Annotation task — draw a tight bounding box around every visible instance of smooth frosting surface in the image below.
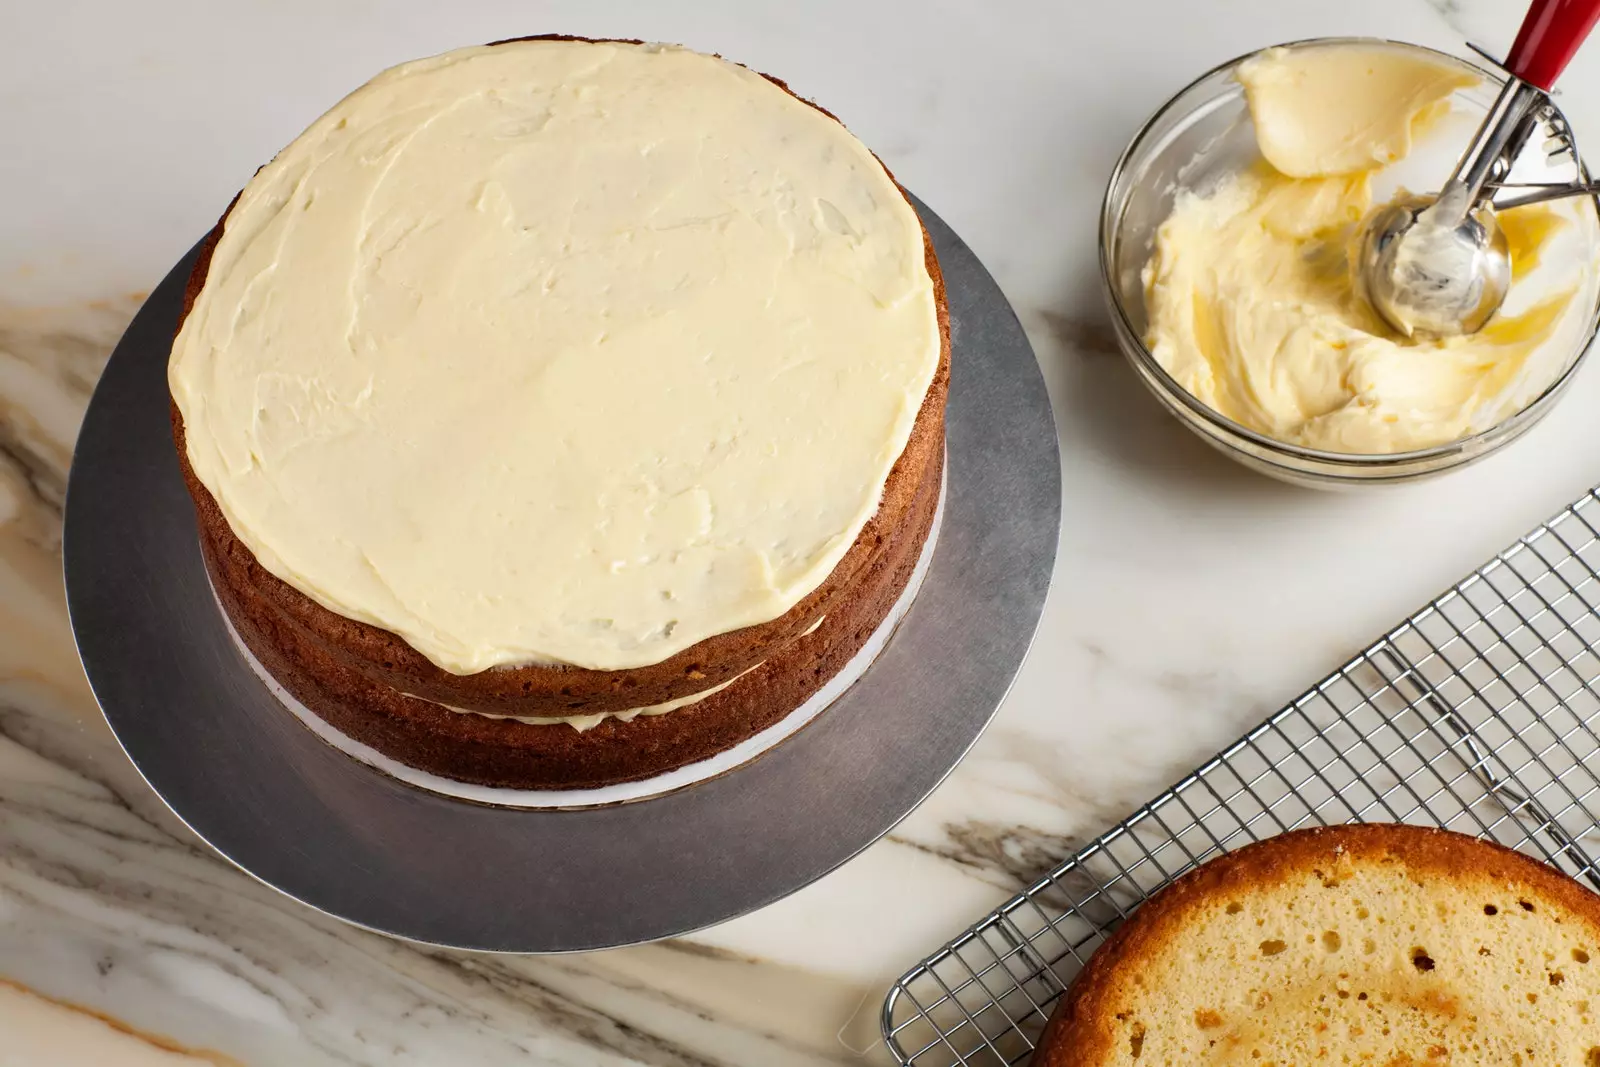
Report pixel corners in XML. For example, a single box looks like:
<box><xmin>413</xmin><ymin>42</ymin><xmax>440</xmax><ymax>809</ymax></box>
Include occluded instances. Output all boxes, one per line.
<box><xmin>1237</xmin><ymin>44</ymin><xmax>1476</xmax><ymax>177</ymax></box>
<box><xmin>1145</xmin><ymin>45</ymin><xmax>1576</xmax><ymax>453</ymax></box>
<box><xmin>170</xmin><ymin>40</ymin><xmax>940</xmax><ymax>673</ymax></box>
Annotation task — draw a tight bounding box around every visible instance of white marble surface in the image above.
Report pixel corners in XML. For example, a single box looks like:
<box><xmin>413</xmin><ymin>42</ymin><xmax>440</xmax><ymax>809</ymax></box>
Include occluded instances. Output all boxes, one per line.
<box><xmin>5</xmin><ymin>0</ymin><xmax>1600</xmax><ymax>1062</ymax></box>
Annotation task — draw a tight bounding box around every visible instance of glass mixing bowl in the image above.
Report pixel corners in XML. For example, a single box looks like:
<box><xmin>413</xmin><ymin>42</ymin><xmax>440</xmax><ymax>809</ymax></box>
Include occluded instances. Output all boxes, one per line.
<box><xmin>1099</xmin><ymin>37</ymin><xmax>1600</xmax><ymax>488</ymax></box>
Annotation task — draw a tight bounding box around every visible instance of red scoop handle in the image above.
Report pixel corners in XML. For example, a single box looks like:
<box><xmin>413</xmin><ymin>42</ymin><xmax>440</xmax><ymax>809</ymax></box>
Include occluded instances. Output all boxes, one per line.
<box><xmin>1506</xmin><ymin>0</ymin><xmax>1600</xmax><ymax>90</ymax></box>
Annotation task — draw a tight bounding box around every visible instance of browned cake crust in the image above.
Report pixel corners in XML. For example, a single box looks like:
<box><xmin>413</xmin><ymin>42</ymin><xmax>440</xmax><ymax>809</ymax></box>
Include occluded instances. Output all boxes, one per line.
<box><xmin>207</xmin><ymin>443</ymin><xmax>941</xmax><ymax>789</ymax></box>
<box><xmin>170</xmin><ymin>36</ymin><xmax>950</xmax><ymax>789</ymax></box>
<box><xmin>1035</xmin><ymin>823</ymin><xmax>1600</xmax><ymax>1065</ymax></box>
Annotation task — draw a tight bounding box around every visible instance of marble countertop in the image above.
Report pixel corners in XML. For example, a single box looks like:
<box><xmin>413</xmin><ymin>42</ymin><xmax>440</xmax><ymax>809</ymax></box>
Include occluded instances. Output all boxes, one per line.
<box><xmin>7</xmin><ymin>0</ymin><xmax>1600</xmax><ymax>1062</ymax></box>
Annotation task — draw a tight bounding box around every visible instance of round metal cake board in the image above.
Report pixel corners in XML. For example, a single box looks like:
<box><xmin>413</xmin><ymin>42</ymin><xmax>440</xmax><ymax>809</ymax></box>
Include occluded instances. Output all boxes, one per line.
<box><xmin>63</xmin><ymin>194</ymin><xmax>1061</xmax><ymax>952</ymax></box>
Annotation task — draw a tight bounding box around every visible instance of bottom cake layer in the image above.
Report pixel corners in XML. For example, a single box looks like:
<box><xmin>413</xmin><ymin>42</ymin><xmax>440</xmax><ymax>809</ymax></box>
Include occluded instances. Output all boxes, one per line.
<box><xmin>208</xmin><ymin>448</ymin><xmax>945</xmax><ymax>793</ymax></box>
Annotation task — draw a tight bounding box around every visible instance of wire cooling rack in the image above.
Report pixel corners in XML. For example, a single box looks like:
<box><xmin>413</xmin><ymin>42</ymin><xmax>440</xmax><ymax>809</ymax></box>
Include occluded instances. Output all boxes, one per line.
<box><xmin>882</xmin><ymin>487</ymin><xmax>1600</xmax><ymax>1066</ymax></box>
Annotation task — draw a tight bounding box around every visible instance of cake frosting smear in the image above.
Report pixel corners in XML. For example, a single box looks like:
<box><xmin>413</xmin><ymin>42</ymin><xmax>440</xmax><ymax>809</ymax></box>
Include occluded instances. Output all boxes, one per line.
<box><xmin>170</xmin><ymin>40</ymin><xmax>940</xmax><ymax>674</ymax></box>
<box><xmin>1144</xmin><ymin>43</ymin><xmax>1583</xmax><ymax>454</ymax></box>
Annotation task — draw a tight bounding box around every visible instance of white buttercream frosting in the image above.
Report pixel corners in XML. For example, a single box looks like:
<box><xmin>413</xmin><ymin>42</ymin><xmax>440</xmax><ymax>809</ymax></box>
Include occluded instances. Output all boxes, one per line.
<box><xmin>1145</xmin><ymin>44</ymin><xmax>1580</xmax><ymax>453</ymax></box>
<box><xmin>170</xmin><ymin>39</ymin><xmax>940</xmax><ymax>674</ymax></box>
<box><xmin>404</xmin><ymin>665</ymin><xmax>756</xmax><ymax>732</ymax></box>
<box><xmin>1237</xmin><ymin>45</ymin><xmax>1476</xmax><ymax>177</ymax></box>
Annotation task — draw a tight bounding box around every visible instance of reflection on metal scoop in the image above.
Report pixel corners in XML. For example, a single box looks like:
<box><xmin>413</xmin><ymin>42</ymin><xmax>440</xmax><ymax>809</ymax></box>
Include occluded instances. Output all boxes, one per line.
<box><xmin>1359</xmin><ymin>192</ymin><xmax>1512</xmax><ymax>338</ymax></box>
<box><xmin>1357</xmin><ymin>0</ymin><xmax>1600</xmax><ymax>338</ymax></box>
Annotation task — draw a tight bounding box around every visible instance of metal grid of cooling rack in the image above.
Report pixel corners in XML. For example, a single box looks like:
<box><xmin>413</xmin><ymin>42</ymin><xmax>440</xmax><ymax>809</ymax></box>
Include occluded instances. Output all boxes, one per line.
<box><xmin>883</xmin><ymin>487</ymin><xmax>1600</xmax><ymax>1066</ymax></box>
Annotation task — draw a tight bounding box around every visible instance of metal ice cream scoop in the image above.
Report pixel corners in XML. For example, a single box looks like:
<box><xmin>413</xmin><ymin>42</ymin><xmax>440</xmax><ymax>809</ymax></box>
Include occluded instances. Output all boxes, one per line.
<box><xmin>1358</xmin><ymin>0</ymin><xmax>1600</xmax><ymax>337</ymax></box>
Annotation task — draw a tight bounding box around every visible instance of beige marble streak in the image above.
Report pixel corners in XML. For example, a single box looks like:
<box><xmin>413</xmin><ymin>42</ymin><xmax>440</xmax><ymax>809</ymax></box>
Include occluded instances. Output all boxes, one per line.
<box><xmin>0</xmin><ymin>977</ymin><xmax>240</xmax><ymax>1066</ymax></box>
<box><xmin>0</xmin><ymin>300</ymin><xmax>137</xmax><ymax>724</ymax></box>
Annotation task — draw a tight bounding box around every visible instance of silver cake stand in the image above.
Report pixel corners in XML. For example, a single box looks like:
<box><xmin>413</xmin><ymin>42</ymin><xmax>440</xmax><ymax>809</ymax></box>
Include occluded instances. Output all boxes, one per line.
<box><xmin>63</xmin><ymin>194</ymin><xmax>1060</xmax><ymax>952</ymax></box>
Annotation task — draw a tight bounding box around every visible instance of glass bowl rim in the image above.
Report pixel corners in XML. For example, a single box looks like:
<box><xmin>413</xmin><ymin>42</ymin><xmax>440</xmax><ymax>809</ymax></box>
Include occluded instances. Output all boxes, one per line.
<box><xmin>1097</xmin><ymin>34</ymin><xmax>1600</xmax><ymax>470</ymax></box>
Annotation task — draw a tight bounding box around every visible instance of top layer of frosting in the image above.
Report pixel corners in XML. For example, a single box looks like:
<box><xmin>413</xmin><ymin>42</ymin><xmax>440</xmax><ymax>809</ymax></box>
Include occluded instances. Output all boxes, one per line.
<box><xmin>169</xmin><ymin>40</ymin><xmax>941</xmax><ymax>674</ymax></box>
